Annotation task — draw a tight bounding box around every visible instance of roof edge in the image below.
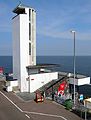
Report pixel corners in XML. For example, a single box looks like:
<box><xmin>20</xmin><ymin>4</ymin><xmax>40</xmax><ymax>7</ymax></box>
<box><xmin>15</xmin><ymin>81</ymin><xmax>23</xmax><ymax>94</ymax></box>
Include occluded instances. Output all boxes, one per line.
<box><xmin>13</xmin><ymin>4</ymin><xmax>36</xmax><ymax>13</ymax></box>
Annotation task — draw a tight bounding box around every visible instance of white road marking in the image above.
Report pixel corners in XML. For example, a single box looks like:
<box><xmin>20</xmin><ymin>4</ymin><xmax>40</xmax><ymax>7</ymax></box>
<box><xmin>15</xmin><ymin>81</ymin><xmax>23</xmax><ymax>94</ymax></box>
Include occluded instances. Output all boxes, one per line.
<box><xmin>0</xmin><ymin>91</ymin><xmax>23</xmax><ymax>112</ymax></box>
<box><xmin>23</xmin><ymin>111</ymin><xmax>68</xmax><ymax>120</ymax></box>
<box><xmin>0</xmin><ymin>91</ymin><xmax>68</xmax><ymax>120</ymax></box>
<box><xmin>25</xmin><ymin>114</ymin><xmax>30</xmax><ymax>119</ymax></box>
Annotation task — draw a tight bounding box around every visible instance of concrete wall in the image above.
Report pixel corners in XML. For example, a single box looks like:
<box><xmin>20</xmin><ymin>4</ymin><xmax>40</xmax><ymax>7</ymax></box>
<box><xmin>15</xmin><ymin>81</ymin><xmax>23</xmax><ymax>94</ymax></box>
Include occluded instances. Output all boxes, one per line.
<box><xmin>12</xmin><ymin>15</ymin><xmax>20</xmax><ymax>87</ymax></box>
<box><xmin>20</xmin><ymin>13</ymin><xmax>29</xmax><ymax>92</ymax></box>
<box><xmin>6</xmin><ymin>80</ymin><xmax>18</xmax><ymax>92</ymax></box>
<box><xmin>13</xmin><ymin>14</ymin><xmax>29</xmax><ymax>92</ymax></box>
<box><xmin>69</xmin><ymin>77</ymin><xmax>90</xmax><ymax>86</ymax></box>
<box><xmin>29</xmin><ymin>72</ymin><xmax>58</xmax><ymax>93</ymax></box>
<box><xmin>12</xmin><ymin>7</ymin><xmax>36</xmax><ymax>92</ymax></box>
<box><xmin>78</xmin><ymin>77</ymin><xmax>90</xmax><ymax>86</ymax></box>
<box><xmin>29</xmin><ymin>9</ymin><xmax>36</xmax><ymax>65</ymax></box>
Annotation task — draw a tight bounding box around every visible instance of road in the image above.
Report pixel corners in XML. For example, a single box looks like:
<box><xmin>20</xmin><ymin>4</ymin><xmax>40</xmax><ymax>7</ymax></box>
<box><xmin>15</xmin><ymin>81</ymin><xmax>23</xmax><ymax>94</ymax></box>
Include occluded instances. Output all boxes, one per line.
<box><xmin>0</xmin><ymin>80</ymin><xmax>83</xmax><ymax>120</ymax></box>
<box><xmin>0</xmin><ymin>92</ymin><xmax>31</xmax><ymax>120</ymax></box>
<box><xmin>0</xmin><ymin>90</ymin><xmax>68</xmax><ymax>120</ymax></box>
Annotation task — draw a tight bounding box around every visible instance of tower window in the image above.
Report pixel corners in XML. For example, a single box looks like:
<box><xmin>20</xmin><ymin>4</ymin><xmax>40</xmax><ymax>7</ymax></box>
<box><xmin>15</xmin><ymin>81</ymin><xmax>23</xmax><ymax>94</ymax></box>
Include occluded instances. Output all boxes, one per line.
<box><xmin>29</xmin><ymin>43</ymin><xmax>31</xmax><ymax>55</ymax></box>
<box><xmin>29</xmin><ymin>23</ymin><xmax>31</xmax><ymax>40</ymax></box>
<box><xmin>29</xmin><ymin>9</ymin><xmax>31</xmax><ymax>21</ymax></box>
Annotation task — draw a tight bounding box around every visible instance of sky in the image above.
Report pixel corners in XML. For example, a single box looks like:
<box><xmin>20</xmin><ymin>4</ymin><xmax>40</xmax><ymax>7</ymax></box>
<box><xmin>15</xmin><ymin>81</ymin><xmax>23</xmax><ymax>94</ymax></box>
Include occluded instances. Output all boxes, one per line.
<box><xmin>0</xmin><ymin>0</ymin><xmax>91</xmax><ymax>56</ymax></box>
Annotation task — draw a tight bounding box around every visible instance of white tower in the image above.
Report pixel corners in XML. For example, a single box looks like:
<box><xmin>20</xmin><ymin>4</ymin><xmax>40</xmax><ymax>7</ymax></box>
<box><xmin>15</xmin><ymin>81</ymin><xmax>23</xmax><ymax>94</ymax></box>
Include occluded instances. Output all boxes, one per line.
<box><xmin>12</xmin><ymin>4</ymin><xmax>36</xmax><ymax>92</ymax></box>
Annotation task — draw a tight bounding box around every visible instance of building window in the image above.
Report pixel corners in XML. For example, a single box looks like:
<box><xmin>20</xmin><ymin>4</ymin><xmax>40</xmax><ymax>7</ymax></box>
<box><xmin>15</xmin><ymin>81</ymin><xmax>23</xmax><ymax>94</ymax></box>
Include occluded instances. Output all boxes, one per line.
<box><xmin>29</xmin><ymin>43</ymin><xmax>31</xmax><ymax>55</ymax></box>
<box><xmin>32</xmin><ymin>10</ymin><xmax>34</xmax><ymax>24</ymax></box>
<box><xmin>29</xmin><ymin>23</ymin><xmax>31</xmax><ymax>40</ymax></box>
<box><xmin>29</xmin><ymin>9</ymin><xmax>31</xmax><ymax>21</ymax></box>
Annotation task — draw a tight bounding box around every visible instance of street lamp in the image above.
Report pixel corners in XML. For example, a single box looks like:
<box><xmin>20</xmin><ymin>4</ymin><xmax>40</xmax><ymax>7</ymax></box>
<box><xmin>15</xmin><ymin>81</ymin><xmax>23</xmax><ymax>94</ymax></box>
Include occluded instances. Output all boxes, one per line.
<box><xmin>70</xmin><ymin>30</ymin><xmax>76</xmax><ymax>107</ymax></box>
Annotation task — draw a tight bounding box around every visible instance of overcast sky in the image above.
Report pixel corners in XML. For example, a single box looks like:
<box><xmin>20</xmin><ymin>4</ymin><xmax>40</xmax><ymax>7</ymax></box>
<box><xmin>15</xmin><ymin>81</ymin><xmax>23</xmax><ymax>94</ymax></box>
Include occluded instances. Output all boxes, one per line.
<box><xmin>0</xmin><ymin>0</ymin><xmax>91</xmax><ymax>56</ymax></box>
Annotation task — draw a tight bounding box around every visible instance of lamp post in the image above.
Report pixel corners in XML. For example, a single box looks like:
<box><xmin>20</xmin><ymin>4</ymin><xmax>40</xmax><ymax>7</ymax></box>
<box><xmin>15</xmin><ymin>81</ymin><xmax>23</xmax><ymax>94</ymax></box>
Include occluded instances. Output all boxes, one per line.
<box><xmin>70</xmin><ymin>30</ymin><xmax>76</xmax><ymax>107</ymax></box>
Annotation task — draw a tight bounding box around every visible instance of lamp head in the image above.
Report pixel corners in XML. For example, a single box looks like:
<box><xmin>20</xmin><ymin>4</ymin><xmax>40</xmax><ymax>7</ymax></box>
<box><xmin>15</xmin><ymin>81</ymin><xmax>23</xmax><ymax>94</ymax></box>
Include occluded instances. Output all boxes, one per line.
<box><xmin>70</xmin><ymin>30</ymin><xmax>76</xmax><ymax>33</ymax></box>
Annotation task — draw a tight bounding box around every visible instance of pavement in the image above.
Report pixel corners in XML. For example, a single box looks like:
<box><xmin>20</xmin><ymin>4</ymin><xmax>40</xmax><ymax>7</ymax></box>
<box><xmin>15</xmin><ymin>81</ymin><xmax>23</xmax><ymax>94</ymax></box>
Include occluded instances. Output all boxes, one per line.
<box><xmin>0</xmin><ymin>87</ymin><xmax>84</xmax><ymax>120</ymax></box>
<box><xmin>0</xmin><ymin>91</ymin><xmax>31</xmax><ymax>120</ymax></box>
<box><xmin>16</xmin><ymin>92</ymin><xmax>35</xmax><ymax>101</ymax></box>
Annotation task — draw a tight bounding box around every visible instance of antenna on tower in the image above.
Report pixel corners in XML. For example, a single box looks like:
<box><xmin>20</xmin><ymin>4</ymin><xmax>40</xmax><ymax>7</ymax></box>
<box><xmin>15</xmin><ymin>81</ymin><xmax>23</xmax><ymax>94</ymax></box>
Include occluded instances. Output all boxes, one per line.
<box><xmin>19</xmin><ymin>1</ymin><xmax>22</xmax><ymax>6</ymax></box>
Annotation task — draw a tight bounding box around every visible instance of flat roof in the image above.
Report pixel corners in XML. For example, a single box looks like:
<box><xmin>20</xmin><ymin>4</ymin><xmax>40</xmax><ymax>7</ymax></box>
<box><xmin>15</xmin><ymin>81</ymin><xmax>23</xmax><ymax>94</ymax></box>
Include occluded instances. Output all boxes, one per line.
<box><xmin>58</xmin><ymin>72</ymin><xmax>89</xmax><ymax>79</ymax></box>
<box><xmin>26</xmin><ymin>64</ymin><xmax>59</xmax><ymax>69</ymax></box>
<box><xmin>13</xmin><ymin>4</ymin><xmax>36</xmax><ymax>14</ymax></box>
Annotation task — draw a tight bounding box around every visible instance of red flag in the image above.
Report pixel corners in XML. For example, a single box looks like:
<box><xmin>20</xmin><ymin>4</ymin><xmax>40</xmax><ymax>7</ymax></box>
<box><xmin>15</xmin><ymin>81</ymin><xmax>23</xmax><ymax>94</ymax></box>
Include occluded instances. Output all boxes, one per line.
<box><xmin>58</xmin><ymin>81</ymin><xmax>66</xmax><ymax>95</ymax></box>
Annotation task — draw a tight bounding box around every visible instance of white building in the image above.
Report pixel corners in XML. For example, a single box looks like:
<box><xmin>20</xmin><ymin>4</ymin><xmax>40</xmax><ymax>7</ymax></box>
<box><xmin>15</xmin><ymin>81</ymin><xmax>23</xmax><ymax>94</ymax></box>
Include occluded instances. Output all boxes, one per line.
<box><xmin>68</xmin><ymin>74</ymin><xmax>90</xmax><ymax>94</ymax></box>
<box><xmin>12</xmin><ymin>4</ymin><xmax>58</xmax><ymax>92</ymax></box>
<box><xmin>69</xmin><ymin>74</ymin><xmax>90</xmax><ymax>86</ymax></box>
<box><xmin>12</xmin><ymin>4</ymin><xmax>36</xmax><ymax>92</ymax></box>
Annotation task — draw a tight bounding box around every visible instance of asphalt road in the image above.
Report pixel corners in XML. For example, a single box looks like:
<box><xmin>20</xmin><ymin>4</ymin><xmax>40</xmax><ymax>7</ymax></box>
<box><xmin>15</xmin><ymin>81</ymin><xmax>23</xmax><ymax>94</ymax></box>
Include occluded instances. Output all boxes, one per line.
<box><xmin>0</xmin><ymin>91</ymin><xmax>68</xmax><ymax>120</ymax></box>
<box><xmin>0</xmin><ymin>92</ymin><xmax>31</xmax><ymax>120</ymax></box>
<box><xmin>0</xmin><ymin>81</ymin><xmax>83</xmax><ymax>120</ymax></box>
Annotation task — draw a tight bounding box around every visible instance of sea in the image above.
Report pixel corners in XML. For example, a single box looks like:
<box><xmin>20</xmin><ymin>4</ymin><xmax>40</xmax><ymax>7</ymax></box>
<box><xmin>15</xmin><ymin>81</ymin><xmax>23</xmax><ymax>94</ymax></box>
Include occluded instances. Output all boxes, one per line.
<box><xmin>0</xmin><ymin>56</ymin><xmax>91</xmax><ymax>96</ymax></box>
<box><xmin>0</xmin><ymin>56</ymin><xmax>91</xmax><ymax>77</ymax></box>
